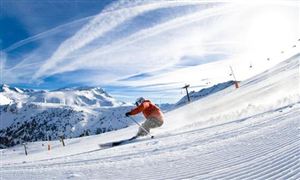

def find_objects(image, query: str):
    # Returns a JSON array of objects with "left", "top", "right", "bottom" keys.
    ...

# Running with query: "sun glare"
[{"left": 244, "top": 5, "right": 297, "bottom": 57}]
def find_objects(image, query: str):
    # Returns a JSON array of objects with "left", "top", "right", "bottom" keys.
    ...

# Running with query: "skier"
[
  {"left": 99, "top": 97, "right": 163, "bottom": 148},
  {"left": 125, "top": 97, "right": 164, "bottom": 137}
]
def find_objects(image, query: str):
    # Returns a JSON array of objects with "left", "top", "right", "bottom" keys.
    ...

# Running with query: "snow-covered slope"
[
  {"left": 1, "top": 53, "right": 299, "bottom": 179},
  {"left": 161, "top": 53, "right": 299, "bottom": 133},
  {"left": 0, "top": 94, "right": 11, "bottom": 105},
  {"left": 159, "top": 81, "right": 235, "bottom": 112},
  {"left": 176, "top": 80, "right": 235, "bottom": 106}
]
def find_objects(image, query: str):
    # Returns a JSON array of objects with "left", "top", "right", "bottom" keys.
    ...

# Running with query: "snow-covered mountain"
[
  {"left": 0, "top": 86, "right": 138, "bottom": 148},
  {"left": 0, "top": 84, "right": 126, "bottom": 107},
  {"left": 1, "top": 53, "right": 299, "bottom": 179},
  {"left": 28, "top": 87, "right": 126, "bottom": 107},
  {"left": 0, "top": 84, "right": 28, "bottom": 104},
  {"left": 0, "top": 84, "right": 24, "bottom": 93}
]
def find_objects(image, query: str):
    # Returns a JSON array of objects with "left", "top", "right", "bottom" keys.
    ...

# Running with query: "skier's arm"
[{"left": 128, "top": 102, "right": 149, "bottom": 115}]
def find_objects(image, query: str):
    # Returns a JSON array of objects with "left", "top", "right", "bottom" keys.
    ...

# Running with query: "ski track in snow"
[
  {"left": 1, "top": 54, "right": 299, "bottom": 179},
  {"left": 1, "top": 104, "right": 299, "bottom": 180}
]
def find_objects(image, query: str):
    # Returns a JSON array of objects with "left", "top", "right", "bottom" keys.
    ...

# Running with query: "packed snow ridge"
[{"left": 1, "top": 53, "right": 299, "bottom": 179}]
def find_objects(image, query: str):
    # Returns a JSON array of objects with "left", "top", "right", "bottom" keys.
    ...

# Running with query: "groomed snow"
[{"left": 1, "top": 53, "right": 299, "bottom": 179}]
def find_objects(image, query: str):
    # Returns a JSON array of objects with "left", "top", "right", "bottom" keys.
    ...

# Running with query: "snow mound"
[{"left": 162, "top": 53, "right": 300, "bottom": 133}]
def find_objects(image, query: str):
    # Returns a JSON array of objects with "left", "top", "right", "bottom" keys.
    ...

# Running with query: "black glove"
[{"left": 125, "top": 112, "right": 131, "bottom": 117}]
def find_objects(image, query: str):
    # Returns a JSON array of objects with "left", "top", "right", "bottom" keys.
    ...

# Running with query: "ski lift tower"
[{"left": 182, "top": 84, "right": 191, "bottom": 102}]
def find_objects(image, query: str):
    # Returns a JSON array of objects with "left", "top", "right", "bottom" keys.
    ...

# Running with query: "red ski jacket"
[{"left": 128, "top": 100, "right": 163, "bottom": 122}]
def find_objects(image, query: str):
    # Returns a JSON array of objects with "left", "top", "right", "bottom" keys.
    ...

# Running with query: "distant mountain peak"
[
  {"left": 0, "top": 84, "right": 124, "bottom": 108},
  {"left": 0, "top": 84, "right": 23, "bottom": 93},
  {"left": 55, "top": 86, "right": 104, "bottom": 92},
  {"left": 0, "top": 84, "right": 10, "bottom": 91},
  {"left": 53, "top": 86, "right": 112, "bottom": 98}
]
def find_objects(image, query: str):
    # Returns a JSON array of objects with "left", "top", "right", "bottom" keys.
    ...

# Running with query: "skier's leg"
[
  {"left": 136, "top": 123, "right": 149, "bottom": 137},
  {"left": 147, "top": 117, "right": 163, "bottom": 128},
  {"left": 136, "top": 118, "right": 163, "bottom": 137}
]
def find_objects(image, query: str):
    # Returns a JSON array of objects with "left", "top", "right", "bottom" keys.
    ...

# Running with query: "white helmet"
[{"left": 135, "top": 97, "right": 145, "bottom": 106}]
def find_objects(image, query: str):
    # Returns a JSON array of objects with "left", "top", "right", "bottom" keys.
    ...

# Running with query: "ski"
[
  {"left": 99, "top": 135, "right": 154, "bottom": 148},
  {"left": 99, "top": 136, "right": 138, "bottom": 148}
]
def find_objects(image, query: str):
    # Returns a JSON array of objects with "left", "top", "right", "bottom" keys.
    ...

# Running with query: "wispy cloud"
[
  {"left": 33, "top": 2, "right": 237, "bottom": 81},
  {"left": 4, "top": 15, "right": 93, "bottom": 53},
  {"left": 33, "top": 0, "right": 218, "bottom": 79},
  {"left": 2, "top": 0, "right": 299, "bottom": 103}
]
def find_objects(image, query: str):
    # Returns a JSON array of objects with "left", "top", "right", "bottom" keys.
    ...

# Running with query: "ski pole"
[{"left": 128, "top": 116, "right": 154, "bottom": 138}]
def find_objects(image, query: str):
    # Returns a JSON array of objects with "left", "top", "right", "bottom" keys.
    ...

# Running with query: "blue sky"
[{"left": 0, "top": 0, "right": 299, "bottom": 103}]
